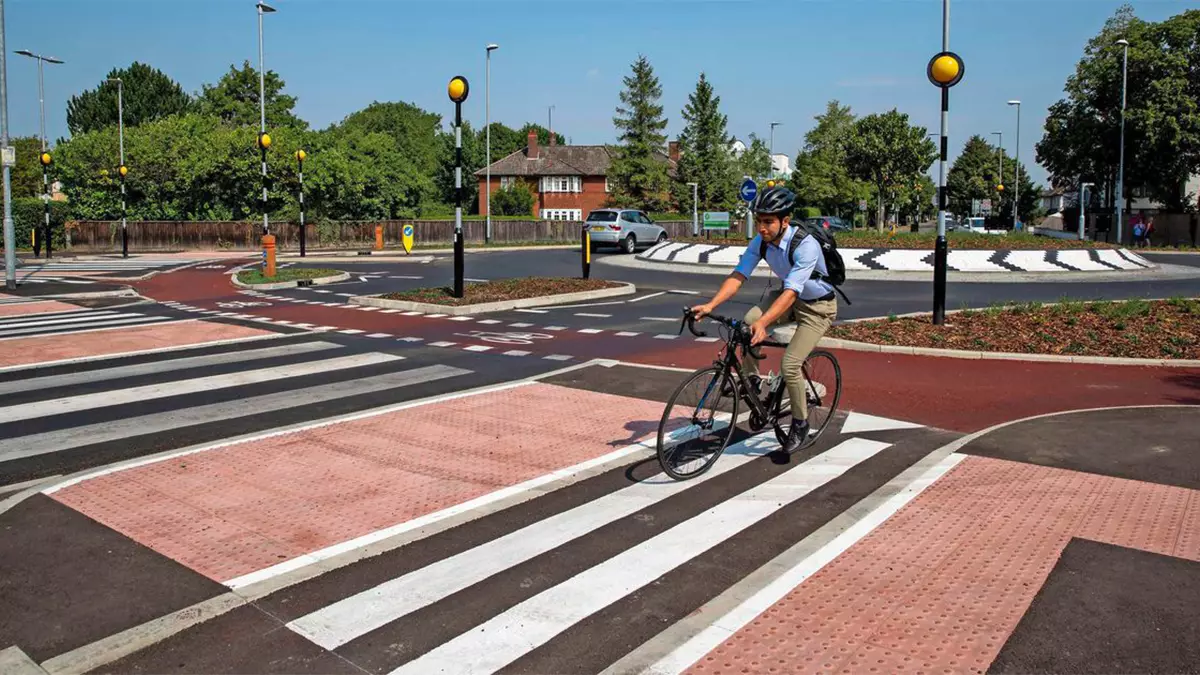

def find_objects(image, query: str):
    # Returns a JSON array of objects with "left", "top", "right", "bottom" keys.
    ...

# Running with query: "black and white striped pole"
[
  {"left": 448, "top": 75, "right": 469, "bottom": 298},
  {"left": 927, "top": 1, "right": 963, "bottom": 326},
  {"left": 296, "top": 149, "right": 306, "bottom": 257}
]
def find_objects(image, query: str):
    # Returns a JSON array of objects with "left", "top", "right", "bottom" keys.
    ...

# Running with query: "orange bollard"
[
  {"left": 263, "top": 234, "right": 276, "bottom": 278},
  {"left": 375, "top": 224, "right": 384, "bottom": 250}
]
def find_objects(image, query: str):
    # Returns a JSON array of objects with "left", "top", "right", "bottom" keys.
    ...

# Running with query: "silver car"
[{"left": 584, "top": 208, "right": 669, "bottom": 254}]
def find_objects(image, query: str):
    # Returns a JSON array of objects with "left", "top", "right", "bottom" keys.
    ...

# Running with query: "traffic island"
[
  {"left": 350, "top": 277, "right": 635, "bottom": 316},
  {"left": 232, "top": 268, "right": 349, "bottom": 290},
  {"left": 822, "top": 297, "right": 1200, "bottom": 365}
]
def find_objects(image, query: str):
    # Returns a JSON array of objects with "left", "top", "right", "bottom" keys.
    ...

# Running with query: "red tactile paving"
[
  {"left": 0, "top": 299, "right": 82, "bottom": 317},
  {"left": 50, "top": 383, "right": 668, "bottom": 583},
  {"left": 0, "top": 319, "right": 272, "bottom": 368},
  {"left": 687, "top": 456, "right": 1200, "bottom": 675}
]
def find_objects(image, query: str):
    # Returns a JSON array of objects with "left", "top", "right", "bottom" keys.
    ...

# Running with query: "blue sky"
[{"left": 2, "top": 0, "right": 1192, "bottom": 187}]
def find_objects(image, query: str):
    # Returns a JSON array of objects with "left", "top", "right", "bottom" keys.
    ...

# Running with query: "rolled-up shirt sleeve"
[
  {"left": 733, "top": 236, "right": 763, "bottom": 278},
  {"left": 782, "top": 236, "right": 820, "bottom": 294}
]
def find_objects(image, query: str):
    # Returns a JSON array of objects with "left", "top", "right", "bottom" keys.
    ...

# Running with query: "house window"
[
  {"left": 540, "top": 176, "right": 581, "bottom": 193},
  {"left": 499, "top": 176, "right": 516, "bottom": 189},
  {"left": 604, "top": 177, "right": 610, "bottom": 193},
  {"left": 540, "top": 209, "right": 582, "bottom": 221}
]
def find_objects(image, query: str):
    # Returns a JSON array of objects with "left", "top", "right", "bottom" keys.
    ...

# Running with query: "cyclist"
[{"left": 690, "top": 185, "right": 837, "bottom": 454}]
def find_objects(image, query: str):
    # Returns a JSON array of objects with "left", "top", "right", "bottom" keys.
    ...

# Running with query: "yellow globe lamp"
[
  {"left": 40, "top": 152, "right": 52, "bottom": 166},
  {"left": 997, "top": 184, "right": 1005, "bottom": 192},
  {"left": 258, "top": 132, "right": 272, "bottom": 150},
  {"left": 448, "top": 75, "right": 469, "bottom": 103},
  {"left": 295, "top": 149, "right": 307, "bottom": 162},
  {"left": 927, "top": 51, "right": 965, "bottom": 88},
  {"left": 766, "top": 180, "right": 776, "bottom": 188},
  {"left": 119, "top": 165, "right": 128, "bottom": 178}
]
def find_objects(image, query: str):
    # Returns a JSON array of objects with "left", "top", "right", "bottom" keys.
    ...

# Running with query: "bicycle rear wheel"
[{"left": 656, "top": 366, "right": 740, "bottom": 480}]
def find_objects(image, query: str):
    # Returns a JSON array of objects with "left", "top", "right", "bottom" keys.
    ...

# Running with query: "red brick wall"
[{"left": 476, "top": 175, "right": 610, "bottom": 217}]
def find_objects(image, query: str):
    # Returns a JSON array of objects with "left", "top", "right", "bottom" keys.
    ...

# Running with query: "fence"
[
  {"left": 62, "top": 219, "right": 695, "bottom": 253},
  {"left": 1037, "top": 210, "right": 1198, "bottom": 247}
]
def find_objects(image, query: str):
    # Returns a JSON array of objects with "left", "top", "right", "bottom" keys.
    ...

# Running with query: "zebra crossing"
[
  {"left": 18, "top": 256, "right": 200, "bottom": 275},
  {"left": 0, "top": 306, "right": 181, "bottom": 340},
  {"left": 0, "top": 333, "right": 476, "bottom": 487},
  {"left": 57, "top": 361, "right": 955, "bottom": 674}
]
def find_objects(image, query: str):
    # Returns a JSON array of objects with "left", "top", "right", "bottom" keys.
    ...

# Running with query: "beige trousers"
[{"left": 743, "top": 290, "right": 838, "bottom": 420}]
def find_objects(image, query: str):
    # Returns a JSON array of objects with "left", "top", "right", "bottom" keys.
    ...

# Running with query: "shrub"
[{"left": 1, "top": 197, "right": 70, "bottom": 249}]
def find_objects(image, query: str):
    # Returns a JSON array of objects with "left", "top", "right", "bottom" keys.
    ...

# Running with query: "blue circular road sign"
[
  {"left": 403, "top": 224, "right": 414, "bottom": 237},
  {"left": 739, "top": 178, "right": 758, "bottom": 202}
]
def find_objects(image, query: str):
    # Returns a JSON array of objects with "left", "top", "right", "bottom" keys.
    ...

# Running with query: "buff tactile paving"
[
  {"left": 50, "top": 383, "right": 669, "bottom": 582},
  {"left": 687, "top": 455, "right": 1199, "bottom": 675},
  {"left": 0, "top": 319, "right": 273, "bottom": 368}
]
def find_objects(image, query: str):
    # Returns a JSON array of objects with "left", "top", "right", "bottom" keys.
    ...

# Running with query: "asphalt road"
[{"left": 284, "top": 247, "right": 1200, "bottom": 323}]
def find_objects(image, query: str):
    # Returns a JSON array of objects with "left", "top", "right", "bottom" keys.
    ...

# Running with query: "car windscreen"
[{"left": 587, "top": 211, "right": 618, "bottom": 222}]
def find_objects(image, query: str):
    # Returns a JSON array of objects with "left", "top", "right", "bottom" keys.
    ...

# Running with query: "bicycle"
[{"left": 655, "top": 308, "right": 843, "bottom": 481}]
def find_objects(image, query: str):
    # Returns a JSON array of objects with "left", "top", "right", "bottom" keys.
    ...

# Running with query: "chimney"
[
  {"left": 527, "top": 130, "right": 539, "bottom": 159},
  {"left": 549, "top": 132, "right": 556, "bottom": 147},
  {"left": 668, "top": 141, "right": 680, "bottom": 163}
]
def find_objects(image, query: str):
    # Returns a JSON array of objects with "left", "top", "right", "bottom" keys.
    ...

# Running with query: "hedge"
[{"left": 0, "top": 198, "right": 70, "bottom": 250}]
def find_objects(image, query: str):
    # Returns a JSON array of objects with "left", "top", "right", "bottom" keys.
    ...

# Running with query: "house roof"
[{"left": 474, "top": 144, "right": 675, "bottom": 178}]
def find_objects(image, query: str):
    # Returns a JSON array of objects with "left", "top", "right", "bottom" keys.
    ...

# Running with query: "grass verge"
[
  {"left": 829, "top": 297, "right": 1200, "bottom": 359},
  {"left": 379, "top": 277, "right": 621, "bottom": 307},
  {"left": 236, "top": 267, "right": 342, "bottom": 285}
]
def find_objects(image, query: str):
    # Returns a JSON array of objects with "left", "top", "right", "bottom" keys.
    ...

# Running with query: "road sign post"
[
  {"left": 739, "top": 177, "right": 757, "bottom": 239},
  {"left": 402, "top": 223, "right": 414, "bottom": 254}
]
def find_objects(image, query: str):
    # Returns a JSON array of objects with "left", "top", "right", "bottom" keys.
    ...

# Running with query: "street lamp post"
[
  {"left": 990, "top": 131, "right": 1003, "bottom": 193},
  {"left": 107, "top": 78, "right": 128, "bottom": 257},
  {"left": 1115, "top": 38, "right": 1129, "bottom": 244},
  {"left": 257, "top": 1, "right": 275, "bottom": 237},
  {"left": 926, "top": 0, "right": 964, "bottom": 325},
  {"left": 1007, "top": 100, "right": 1021, "bottom": 230},
  {"left": 1, "top": 0, "right": 16, "bottom": 290},
  {"left": 485, "top": 43, "right": 497, "bottom": 244},
  {"left": 15, "top": 49, "right": 62, "bottom": 259},
  {"left": 768, "top": 121, "right": 780, "bottom": 179},
  {"left": 687, "top": 181, "right": 698, "bottom": 236}
]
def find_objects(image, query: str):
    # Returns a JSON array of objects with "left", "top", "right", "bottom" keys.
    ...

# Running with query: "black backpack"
[{"left": 759, "top": 221, "right": 851, "bottom": 304}]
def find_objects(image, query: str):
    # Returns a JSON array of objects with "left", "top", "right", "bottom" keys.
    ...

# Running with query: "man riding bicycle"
[{"left": 690, "top": 185, "right": 838, "bottom": 454}]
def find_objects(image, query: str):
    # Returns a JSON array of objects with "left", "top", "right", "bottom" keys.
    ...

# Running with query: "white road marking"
[
  {"left": 615, "top": 331, "right": 640, "bottom": 337},
  {"left": 501, "top": 350, "right": 530, "bottom": 356},
  {"left": 463, "top": 345, "right": 492, "bottom": 352},
  {"left": 628, "top": 291, "right": 667, "bottom": 303},
  {"left": 575, "top": 313, "right": 612, "bottom": 318}
]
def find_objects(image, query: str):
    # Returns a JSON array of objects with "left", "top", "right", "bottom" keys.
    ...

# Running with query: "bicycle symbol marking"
[{"left": 451, "top": 330, "right": 555, "bottom": 345}]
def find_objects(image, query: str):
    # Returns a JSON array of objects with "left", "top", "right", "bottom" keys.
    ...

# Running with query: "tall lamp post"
[
  {"left": 768, "top": 121, "right": 781, "bottom": 180},
  {"left": 15, "top": 49, "right": 62, "bottom": 259},
  {"left": 257, "top": 1, "right": 275, "bottom": 237},
  {"left": 449, "top": 76, "right": 469, "bottom": 298},
  {"left": 1007, "top": 100, "right": 1021, "bottom": 230},
  {"left": 990, "top": 130, "right": 1003, "bottom": 193},
  {"left": 485, "top": 43, "right": 498, "bottom": 244},
  {"left": 1, "top": 0, "right": 14, "bottom": 289},
  {"left": 107, "top": 78, "right": 128, "bottom": 257},
  {"left": 1115, "top": 38, "right": 1129, "bottom": 244},
  {"left": 926, "top": 0, "right": 964, "bottom": 326}
]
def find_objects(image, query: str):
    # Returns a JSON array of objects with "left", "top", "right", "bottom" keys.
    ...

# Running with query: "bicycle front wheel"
[
  {"left": 797, "top": 350, "right": 843, "bottom": 448},
  {"left": 656, "top": 366, "right": 740, "bottom": 480}
]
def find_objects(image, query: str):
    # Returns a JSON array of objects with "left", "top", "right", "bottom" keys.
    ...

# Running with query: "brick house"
[{"left": 475, "top": 130, "right": 677, "bottom": 220}]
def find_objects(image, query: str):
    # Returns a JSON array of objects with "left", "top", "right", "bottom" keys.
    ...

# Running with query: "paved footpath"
[{"left": 0, "top": 263, "right": 1197, "bottom": 674}]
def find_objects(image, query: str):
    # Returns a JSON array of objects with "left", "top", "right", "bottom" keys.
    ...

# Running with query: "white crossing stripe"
[
  {"left": 389, "top": 438, "right": 890, "bottom": 674},
  {"left": 575, "top": 313, "right": 612, "bottom": 318},
  {"left": 509, "top": 323, "right": 533, "bottom": 328},
  {"left": 0, "top": 352, "right": 403, "bottom": 425},
  {"left": 366, "top": 333, "right": 393, "bottom": 338},
  {"left": 462, "top": 345, "right": 492, "bottom": 352},
  {"left": 0, "top": 364, "right": 469, "bottom": 464},
  {"left": 288, "top": 433, "right": 782, "bottom": 649},
  {"left": 543, "top": 354, "right": 572, "bottom": 361},
  {"left": 654, "top": 334, "right": 679, "bottom": 340},
  {"left": 578, "top": 328, "right": 603, "bottom": 334},
  {"left": 428, "top": 341, "right": 456, "bottom": 347},
  {"left": 0, "top": 315, "right": 173, "bottom": 339},
  {"left": 501, "top": 350, "right": 530, "bottom": 356},
  {"left": 615, "top": 331, "right": 640, "bottom": 337},
  {"left": 0, "top": 341, "right": 340, "bottom": 397},
  {"left": 0, "top": 310, "right": 125, "bottom": 330}
]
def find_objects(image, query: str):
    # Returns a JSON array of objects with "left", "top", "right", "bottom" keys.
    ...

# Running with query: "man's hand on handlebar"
[
  {"left": 690, "top": 303, "right": 713, "bottom": 320},
  {"left": 748, "top": 320, "right": 768, "bottom": 346}
]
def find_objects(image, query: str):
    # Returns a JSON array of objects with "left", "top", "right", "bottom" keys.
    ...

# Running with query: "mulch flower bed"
[
  {"left": 379, "top": 277, "right": 622, "bottom": 307},
  {"left": 677, "top": 231, "right": 1117, "bottom": 250},
  {"left": 236, "top": 268, "right": 342, "bottom": 284},
  {"left": 828, "top": 298, "right": 1200, "bottom": 359}
]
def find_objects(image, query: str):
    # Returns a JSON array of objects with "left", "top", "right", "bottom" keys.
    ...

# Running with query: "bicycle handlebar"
[{"left": 679, "top": 308, "right": 766, "bottom": 360}]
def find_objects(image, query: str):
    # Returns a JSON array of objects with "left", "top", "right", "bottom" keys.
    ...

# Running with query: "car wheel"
[
  {"left": 622, "top": 234, "right": 637, "bottom": 254},
  {"left": 656, "top": 232, "right": 668, "bottom": 245}
]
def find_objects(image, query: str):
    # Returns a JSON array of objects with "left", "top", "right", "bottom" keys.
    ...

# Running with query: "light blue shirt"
[{"left": 733, "top": 227, "right": 834, "bottom": 300}]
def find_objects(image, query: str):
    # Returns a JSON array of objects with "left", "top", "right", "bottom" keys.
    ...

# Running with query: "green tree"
[
  {"left": 734, "top": 134, "right": 772, "bottom": 182},
  {"left": 846, "top": 109, "right": 937, "bottom": 231},
  {"left": 607, "top": 55, "right": 672, "bottom": 211},
  {"left": 1036, "top": 6, "right": 1200, "bottom": 212},
  {"left": 793, "top": 100, "right": 869, "bottom": 219},
  {"left": 673, "top": 73, "right": 737, "bottom": 212},
  {"left": 10, "top": 136, "right": 45, "bottom": 198},
  {"left": 948, "top": 135, "right": 1039, "bottom": 221},
  {"left": 66, "top": 62, "right": 191, "bottom": 135},
  {"left": 196, "top": 60, "right": 307, "bottom": 130}
]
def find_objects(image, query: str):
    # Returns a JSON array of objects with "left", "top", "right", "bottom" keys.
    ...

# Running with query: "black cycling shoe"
[{"left": 782, "top": 420, "right": 811, "bottom": 455}]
